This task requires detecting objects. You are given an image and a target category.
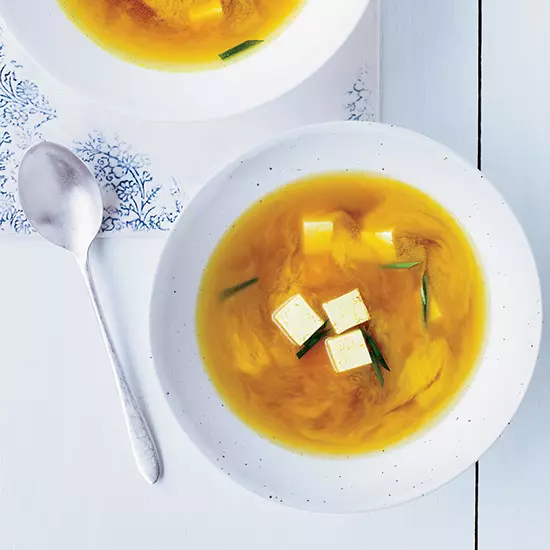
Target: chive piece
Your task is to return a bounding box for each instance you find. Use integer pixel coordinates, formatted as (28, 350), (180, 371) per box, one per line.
(296, 329), (330, 359)
(219, 277), (259, 301)
(361, 328), (390, 372)
(382, 261), (423, 269)
(360, 328), (386, 387)
(421, 271), (429, 324)
(219, 40), (264, 60)
(372, 358), (385, 387)
(296, 321), (331, 359)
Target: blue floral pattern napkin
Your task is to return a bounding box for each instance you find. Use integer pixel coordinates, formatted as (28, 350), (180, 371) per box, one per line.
(0, 0), (379, 236)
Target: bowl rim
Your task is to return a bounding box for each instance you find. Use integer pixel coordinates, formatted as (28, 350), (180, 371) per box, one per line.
(149, 121), (543, 512)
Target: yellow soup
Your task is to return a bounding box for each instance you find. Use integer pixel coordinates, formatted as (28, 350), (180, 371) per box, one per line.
(58, 0), (303, 70)
(197, 172), (486, 455)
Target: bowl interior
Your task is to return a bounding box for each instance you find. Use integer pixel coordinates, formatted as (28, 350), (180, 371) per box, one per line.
(0, 0), (369, 121)
(150, 122), (542, 513)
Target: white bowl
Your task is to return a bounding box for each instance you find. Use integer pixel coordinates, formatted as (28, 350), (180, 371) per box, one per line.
(0, 0), (369, 122)
(150, 121), (542, 513)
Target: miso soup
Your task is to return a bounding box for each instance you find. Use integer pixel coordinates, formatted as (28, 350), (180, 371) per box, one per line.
(197, 172), (486, 455)
(58, 0), (303, 70)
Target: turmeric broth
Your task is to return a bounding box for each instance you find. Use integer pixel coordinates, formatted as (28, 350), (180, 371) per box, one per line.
(58, 0), (303, 69)
(197, 172), (486, 455)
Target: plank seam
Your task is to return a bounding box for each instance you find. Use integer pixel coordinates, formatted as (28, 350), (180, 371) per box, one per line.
(475, 0), (483, 548)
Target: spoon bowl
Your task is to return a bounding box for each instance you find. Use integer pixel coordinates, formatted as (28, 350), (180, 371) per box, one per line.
(19, 142), (102, 259)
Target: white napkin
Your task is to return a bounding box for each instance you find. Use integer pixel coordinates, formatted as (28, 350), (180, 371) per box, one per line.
(0, 0), (379, 236)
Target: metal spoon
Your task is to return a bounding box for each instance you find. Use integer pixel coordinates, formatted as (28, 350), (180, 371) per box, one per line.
(18, 141), (161, 485)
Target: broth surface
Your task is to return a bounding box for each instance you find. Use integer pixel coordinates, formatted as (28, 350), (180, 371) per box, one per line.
(197, 172), (486, 455)
(58, 0), (302, 69)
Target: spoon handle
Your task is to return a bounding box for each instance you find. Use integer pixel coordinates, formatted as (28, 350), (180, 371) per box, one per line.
(78, 256), (161, 485)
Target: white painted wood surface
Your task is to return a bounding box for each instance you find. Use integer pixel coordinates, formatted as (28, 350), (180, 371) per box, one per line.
(479, 1), (550, 548)
(0, 1), (488, 548)
(382, 0), (480, 162)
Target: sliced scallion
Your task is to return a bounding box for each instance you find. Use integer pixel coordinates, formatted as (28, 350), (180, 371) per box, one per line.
(297, 321), (331, 359)
(219, 277), (259, 301)
(219, 40), (264, 60)
(362, 328), (390, 372)
(371, 357), (385, 387)
(382, 261), (423, 269)
(421, 270), (429, 324)
(360, 327), (389, 387)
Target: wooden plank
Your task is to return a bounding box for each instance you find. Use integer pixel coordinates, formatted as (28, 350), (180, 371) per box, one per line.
(382, 1), (480, 545)
(478, 1), (550, 547)
(382, 0), (480, 162)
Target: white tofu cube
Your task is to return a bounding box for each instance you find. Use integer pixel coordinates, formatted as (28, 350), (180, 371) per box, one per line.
(188, 1), (224, 28)
(322, 289), (371, 334)
(272, 294), (324, 346)
(360, 229), (396, 263)
(429, 296), (442, 323)
(376, 230), (394, 245)
(302, 220), (334, 255)
(326, 329), (373, 373)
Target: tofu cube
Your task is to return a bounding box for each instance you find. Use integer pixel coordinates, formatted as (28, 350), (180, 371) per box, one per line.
(429, 296), (442, 323)
(361, 229), (396, 263)
(376, 230), (394, 246)
(326, 329), (373, 373)
(272, 294), (324, 346)
(322, 289), (371, 334)
(188, 0), (224, 28)
(303, 220), (334, 255)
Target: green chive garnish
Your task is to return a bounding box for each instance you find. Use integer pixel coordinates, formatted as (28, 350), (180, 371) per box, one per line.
(219, 277), (259, 301)
(382, 261), (423, 269)
(360, 327), (389, 387)
(421, 271), (429, 324)
(219, 40), (264, 60)
(297, 321), (331, 359)
(361, 328), (390, 372)
(372, 358), (385, 387)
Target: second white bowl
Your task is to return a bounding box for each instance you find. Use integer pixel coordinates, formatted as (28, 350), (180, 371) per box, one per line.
(0, 0), (369, 121)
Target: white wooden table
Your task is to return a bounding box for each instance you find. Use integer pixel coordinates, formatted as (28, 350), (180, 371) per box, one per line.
(0, 1), (548, 548)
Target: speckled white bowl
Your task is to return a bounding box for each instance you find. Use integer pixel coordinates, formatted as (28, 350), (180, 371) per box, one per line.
(150, 121), (542, 513)
(0, 0), (369, 121)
